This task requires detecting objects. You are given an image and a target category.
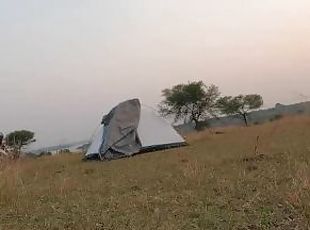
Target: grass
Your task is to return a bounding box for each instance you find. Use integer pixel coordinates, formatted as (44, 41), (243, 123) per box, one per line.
(1, 116), (310, 229)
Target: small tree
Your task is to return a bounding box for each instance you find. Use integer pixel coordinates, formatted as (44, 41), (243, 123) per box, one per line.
(217, 94), (263, 126)
(6, 130), (36, 158)
(159, 81), (220, 129)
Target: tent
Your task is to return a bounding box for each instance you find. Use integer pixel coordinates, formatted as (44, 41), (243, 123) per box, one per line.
(85, 99), (186, 160)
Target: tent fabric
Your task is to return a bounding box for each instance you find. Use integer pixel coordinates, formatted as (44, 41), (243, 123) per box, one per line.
(86, 125), (105, 156)
(85, 99), (186, 160)
(138, 107), (185, 149)
(98, 99), (141, 160)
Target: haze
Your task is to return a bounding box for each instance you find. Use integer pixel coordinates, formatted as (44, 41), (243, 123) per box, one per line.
(1, 0), (309, 149)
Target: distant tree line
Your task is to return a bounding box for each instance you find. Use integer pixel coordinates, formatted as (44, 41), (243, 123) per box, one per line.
(159, 81), (263, 129)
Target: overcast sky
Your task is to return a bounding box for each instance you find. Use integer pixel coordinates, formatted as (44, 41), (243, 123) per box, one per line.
(1, 0), (310, 149)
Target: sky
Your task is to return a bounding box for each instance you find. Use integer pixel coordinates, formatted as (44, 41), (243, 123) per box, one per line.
(0, 0), (310, 149)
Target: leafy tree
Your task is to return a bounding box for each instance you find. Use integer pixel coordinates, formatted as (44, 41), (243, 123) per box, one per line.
(159, 81), (220, 129)
(6, 130), (36, 155)
(217, 94), (263, 126)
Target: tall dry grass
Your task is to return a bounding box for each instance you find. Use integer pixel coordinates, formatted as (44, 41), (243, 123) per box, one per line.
(0, 116), (310, 229)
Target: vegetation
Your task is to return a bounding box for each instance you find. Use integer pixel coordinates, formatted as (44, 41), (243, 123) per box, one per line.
(1, 116), (310, 229)
(217, 94), (263, 126)
(159, 81), (264, 129)
(159, 81), (220, 129)
(5, 130), (36, 158)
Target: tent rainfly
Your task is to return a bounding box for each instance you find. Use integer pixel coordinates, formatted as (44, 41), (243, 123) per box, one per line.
(84, 99), (186, 160)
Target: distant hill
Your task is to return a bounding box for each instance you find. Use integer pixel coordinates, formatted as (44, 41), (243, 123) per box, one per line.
(31, 140), (90, 154)
(176, 101), (310, 133)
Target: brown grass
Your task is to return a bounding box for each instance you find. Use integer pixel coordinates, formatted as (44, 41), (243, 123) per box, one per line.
(1, 116), (310, 229)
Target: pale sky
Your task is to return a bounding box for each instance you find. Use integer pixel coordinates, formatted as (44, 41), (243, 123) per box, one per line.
(0, 0), (310, 149)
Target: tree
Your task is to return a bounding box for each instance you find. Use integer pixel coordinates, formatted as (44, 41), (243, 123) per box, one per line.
(6, 130), (36, 157)
(159, 81), (220, 130)
(217, 94), (263, 126)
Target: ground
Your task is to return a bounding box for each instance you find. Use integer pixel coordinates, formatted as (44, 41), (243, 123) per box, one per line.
(0, 116), (310, 229)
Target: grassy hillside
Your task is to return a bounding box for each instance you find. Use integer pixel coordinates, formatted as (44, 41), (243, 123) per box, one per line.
(1, 117), (310, 229)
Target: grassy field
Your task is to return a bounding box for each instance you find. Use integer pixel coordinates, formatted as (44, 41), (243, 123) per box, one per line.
(1, 116), (310, 229)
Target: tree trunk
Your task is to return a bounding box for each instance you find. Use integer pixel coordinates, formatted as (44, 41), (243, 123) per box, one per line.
(192, 118), (200, 130)
(242, 113), (248, 126)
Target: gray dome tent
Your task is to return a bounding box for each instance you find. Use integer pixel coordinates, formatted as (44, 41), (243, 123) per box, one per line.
(85, 99), (186, 160)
